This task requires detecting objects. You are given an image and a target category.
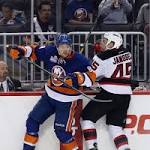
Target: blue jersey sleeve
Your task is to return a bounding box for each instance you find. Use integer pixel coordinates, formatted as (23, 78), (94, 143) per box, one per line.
(35, 45), (57, 62)
(75, 53), (91, 72)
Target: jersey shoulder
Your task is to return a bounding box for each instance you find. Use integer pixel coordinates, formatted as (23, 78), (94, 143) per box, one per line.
(74, 52), (91, 65)
(46, 45), (57, 52)
(39, 45), (57, 55)
(97, 47), (130, 60)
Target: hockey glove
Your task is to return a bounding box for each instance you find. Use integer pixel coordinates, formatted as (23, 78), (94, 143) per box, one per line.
(63, 73), (79, 89)
(65, 72), (85, 89)
(9, 46), (26, 60)
(68, 73), (79, 89)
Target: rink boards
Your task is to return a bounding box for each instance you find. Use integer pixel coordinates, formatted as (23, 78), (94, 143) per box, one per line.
(0, 91), (150, 150)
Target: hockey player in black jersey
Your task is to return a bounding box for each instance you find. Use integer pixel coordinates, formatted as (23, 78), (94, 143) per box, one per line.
(70, 32), (132, 150)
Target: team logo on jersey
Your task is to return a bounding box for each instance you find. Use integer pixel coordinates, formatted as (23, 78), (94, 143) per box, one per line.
(50, 56), (58, 63)
(50, 56), (66, 64)
(51, 65), (66, 86)
(74, 8), (88, 21)
(58, 57), (66, 64)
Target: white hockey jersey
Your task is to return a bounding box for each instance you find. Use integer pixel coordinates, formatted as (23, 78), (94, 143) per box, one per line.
(90, 48), (132, 95)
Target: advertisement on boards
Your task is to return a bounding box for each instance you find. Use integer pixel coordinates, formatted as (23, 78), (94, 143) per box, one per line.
(0, 93), (150, 150)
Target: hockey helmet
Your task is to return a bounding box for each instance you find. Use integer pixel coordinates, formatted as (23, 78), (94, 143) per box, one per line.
(103, 32), (123, 49)
(56, 33), (72, 46)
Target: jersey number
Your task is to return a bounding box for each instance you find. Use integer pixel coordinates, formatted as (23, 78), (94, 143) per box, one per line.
(91, 61), (99, 70)
(111, 62), (131, 79)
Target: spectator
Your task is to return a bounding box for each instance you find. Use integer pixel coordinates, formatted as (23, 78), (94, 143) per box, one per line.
(144, 23), (150, 49)
(98, 0), (132, 24)
(135, 3), (150, 31)
(23, 1), (56, 77)
(64, 0), (94, 25)
(33, 1), (56, 42)
(0, 2), (24, 25)
(93, 0), (102, 15)
(0, 60), (22, 92)
(135, 3), (150, 80)
(132, 0), (148, 21)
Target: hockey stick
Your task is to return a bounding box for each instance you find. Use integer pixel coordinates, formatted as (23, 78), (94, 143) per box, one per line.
(80, 0), (106, 53)
(24, 58), (112, 103)
(80, 15), (99, 53)
(23, 35), (55, 46)
(6, 44), (111, 102)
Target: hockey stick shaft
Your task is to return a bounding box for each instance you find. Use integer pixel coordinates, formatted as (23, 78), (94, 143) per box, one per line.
(26, 58), (112, 102)
(80, 17), (99, 53)
(80, 0), (107, 53)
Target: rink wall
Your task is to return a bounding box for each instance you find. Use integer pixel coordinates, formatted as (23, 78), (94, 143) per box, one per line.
(0, 91), (150, 150)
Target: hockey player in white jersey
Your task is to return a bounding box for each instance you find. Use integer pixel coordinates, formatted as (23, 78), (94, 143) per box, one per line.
(70, 32), (132, 150)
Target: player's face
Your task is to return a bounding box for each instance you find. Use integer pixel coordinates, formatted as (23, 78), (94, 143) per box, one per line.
(58, 44), (72, 58)
(99, 38), (114, 51)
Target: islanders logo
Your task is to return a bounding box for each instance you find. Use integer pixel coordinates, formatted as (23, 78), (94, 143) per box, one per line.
(51, 65), (66, 86)
(74, 8), (88, 21)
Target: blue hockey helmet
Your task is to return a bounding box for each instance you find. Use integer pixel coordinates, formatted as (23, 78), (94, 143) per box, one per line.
(56, 33), (72, 46)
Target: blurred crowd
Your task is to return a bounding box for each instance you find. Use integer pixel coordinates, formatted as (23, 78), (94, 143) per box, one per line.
(0, 0), (149, 43)
(0, 0), (149, 33)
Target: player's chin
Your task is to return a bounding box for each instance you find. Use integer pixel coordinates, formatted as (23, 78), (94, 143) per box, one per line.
(59, 53), (68, 58)
(59, 52), (69, 58)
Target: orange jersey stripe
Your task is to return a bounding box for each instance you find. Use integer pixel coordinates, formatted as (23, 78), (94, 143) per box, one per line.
(24, 134), (38, 144)
(47, 80), (81, 95)
(75, 72), (85, 85)
(85, 71), (96, 85)
(66, 101), (77, 132)
(61, 139), (78, 150)
(30, 45), (37, 61)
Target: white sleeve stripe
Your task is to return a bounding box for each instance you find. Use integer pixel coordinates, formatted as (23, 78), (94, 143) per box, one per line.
(81, 73), (93, 87)
(24, 141), (36, 146)
(24, 46), (32, 57)
(85, 72), (94, 85)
